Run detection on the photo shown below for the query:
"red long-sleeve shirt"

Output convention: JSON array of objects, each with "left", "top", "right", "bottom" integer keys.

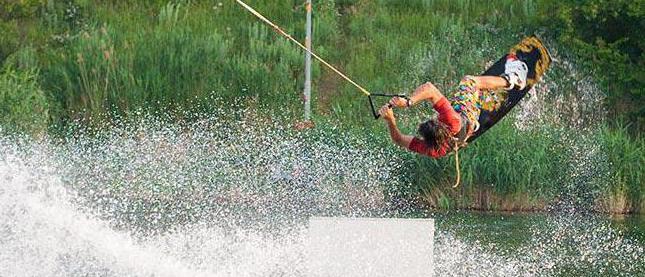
[{"left": 407, "top": 97, "right": 462, "bottom": 158}]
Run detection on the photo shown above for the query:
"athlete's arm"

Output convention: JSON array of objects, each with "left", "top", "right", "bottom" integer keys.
[
  {"left": 389, "top": 82, "right": 444, "bottom": 108},
  {"left": 379, "top": 105, "right": 414, "bottom": 148}
]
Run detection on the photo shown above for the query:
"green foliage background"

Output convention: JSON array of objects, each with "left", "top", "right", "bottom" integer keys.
[
  {"left": 0, "top": 0, "right": 642, "bottom": 212},
  {"left": 544, "top": 0, "right": 644, "bottom": 130}
]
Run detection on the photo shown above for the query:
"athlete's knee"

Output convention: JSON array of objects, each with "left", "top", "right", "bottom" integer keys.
[
  {"left": 464, "top": 75, "right": 507, "bottom": 91},
  {"left": 462, "top": 75, "right": 479, "bottom": 84},
  {"left": 420, "top": 81, "right": 440, "bottom": 94},
  {"left": 418, "top": 82, "right": 443, "bottom": 102}
]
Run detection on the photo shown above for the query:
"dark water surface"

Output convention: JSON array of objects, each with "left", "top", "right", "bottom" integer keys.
[
  {"left": 435, "top": 211, "right": 645, "bottom": 246},
  {"left": 431, "top": 211, "right": 645, "bottom": 276}
]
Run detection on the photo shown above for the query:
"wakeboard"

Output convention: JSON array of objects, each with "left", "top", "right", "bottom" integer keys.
[{"left": 467, "top": 36, "right": 552, "bottom": 142}]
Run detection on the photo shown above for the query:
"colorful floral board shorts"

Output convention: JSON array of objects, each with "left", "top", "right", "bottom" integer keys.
[{"left": 449, "top": 76, "right": 508, "bottom": 133}]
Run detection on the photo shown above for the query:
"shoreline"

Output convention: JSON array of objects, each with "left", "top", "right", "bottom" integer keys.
[{"left": 421, "top": 186, "right": 644, "bottom": 215}]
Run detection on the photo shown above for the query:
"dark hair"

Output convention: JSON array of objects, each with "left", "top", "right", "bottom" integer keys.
[{"left": 418, "top": 118, "right": 451, "bottom": 149}]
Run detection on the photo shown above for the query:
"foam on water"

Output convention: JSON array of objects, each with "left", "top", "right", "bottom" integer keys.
[
  {"left": 0, "top": 147, "right": 311, "bottom": 277},
  {"left": 521, "top": 214, "right": 644, "bottom": 275},
  {"left": 0, "top": 145, "right": 209, "bottom": 277},
  {"left": 0, "top": 107, "right": 411, "bottom": 276}
]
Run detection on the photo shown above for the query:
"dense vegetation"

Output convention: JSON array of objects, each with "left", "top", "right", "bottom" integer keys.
[
  {"left": 0, "top": 0, "right": 642, "bottom": 213},
  {"left": 544, "top": 0, "right": 644, "bottom": 131}
]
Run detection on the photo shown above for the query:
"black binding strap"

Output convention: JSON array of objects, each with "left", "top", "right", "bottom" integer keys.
[{"left": 367, "top": 93, "right": 410, "bottom": 119}]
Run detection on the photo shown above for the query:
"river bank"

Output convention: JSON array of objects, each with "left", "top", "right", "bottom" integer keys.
[{"left": 423, "top": 186, "right": 644, "bottom": 215}]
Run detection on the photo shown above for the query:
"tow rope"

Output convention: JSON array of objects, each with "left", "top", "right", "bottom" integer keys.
[
  {"left": 236, "top": 0, "right": 410, "bottom": 118},
  {"left": 237, "top": 0, "right": 462, "bottom": 187},
  {"left": 236, "top": 0, "right": 370, "bottom": 96}
]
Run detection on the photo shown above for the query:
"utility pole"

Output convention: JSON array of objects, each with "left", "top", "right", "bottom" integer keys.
[{"left": 304, "top": 0, "right": 312, "bottom": 122}]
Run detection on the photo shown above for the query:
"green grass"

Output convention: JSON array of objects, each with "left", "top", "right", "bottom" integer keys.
[
  {"left": 0, "top": 0, "right": 642, "bottom": 213},
  {"left": 0, "top": 65, "right": 48, "bottom": 136},
  {"left": 35, "top": 1, "right": 336, "bottom": 124},
  {"left": 601, "top": 124, "right": 645, "bottom": 211}
]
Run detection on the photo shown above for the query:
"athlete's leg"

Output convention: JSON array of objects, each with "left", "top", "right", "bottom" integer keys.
[
  {"left": 469, "top": 76, "right": 508, "bottom": 91},
  {"left": 470, "top": 54, "right": 530, "bottom": 91},
  {"left": 452, "top": 75, "right": 506, "bottom": 133},
  {"left": 450, "top": 76, "right": 482, "bottom": 132}
]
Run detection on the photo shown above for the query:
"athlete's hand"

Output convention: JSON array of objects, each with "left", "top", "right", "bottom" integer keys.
[
  {"left": 379, "top": 104, "right": 395, "bottom": 122},
  {"left": 389, "top": 96, "right": 409, "bottom": 108}
]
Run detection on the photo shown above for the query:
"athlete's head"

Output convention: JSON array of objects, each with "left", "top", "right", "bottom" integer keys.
[{"left": 418, "top": 117, "right": 451, "bottom": 149}]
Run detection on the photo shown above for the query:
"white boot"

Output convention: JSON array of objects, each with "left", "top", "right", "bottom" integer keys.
[{"left": 502, "top": 55, "right": 528, "bottom": 90}]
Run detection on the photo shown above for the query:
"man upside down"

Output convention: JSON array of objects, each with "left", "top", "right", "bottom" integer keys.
[{"left": 380, "top": 55, "right": 528, "bottom": 158}]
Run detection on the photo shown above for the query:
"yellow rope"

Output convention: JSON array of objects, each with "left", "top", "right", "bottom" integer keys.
[
  {"left": 237, "top": 0, "right": 464, "bottom": 188},
  {"left": 235, "top": 0, "right": 371, "bottom": 96}
]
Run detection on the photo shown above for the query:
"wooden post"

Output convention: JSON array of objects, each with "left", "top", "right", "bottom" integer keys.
[{"left": 304, "top": 0, "right": 312, "bottom": 121}]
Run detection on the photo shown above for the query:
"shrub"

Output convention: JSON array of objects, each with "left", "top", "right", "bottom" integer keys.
[
  {"left": 0, "top": 21, "right": 19, "bottom": 63},
  {"left": 545, "top": 0, "right": 644, "bottom": 131},
  {"left": 0, "top": 0, "right": 45, "bottom": 20}
]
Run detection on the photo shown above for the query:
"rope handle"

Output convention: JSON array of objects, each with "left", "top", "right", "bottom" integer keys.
[{"left": 368, "top": 93, "right": 410, "bottom": 119}]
